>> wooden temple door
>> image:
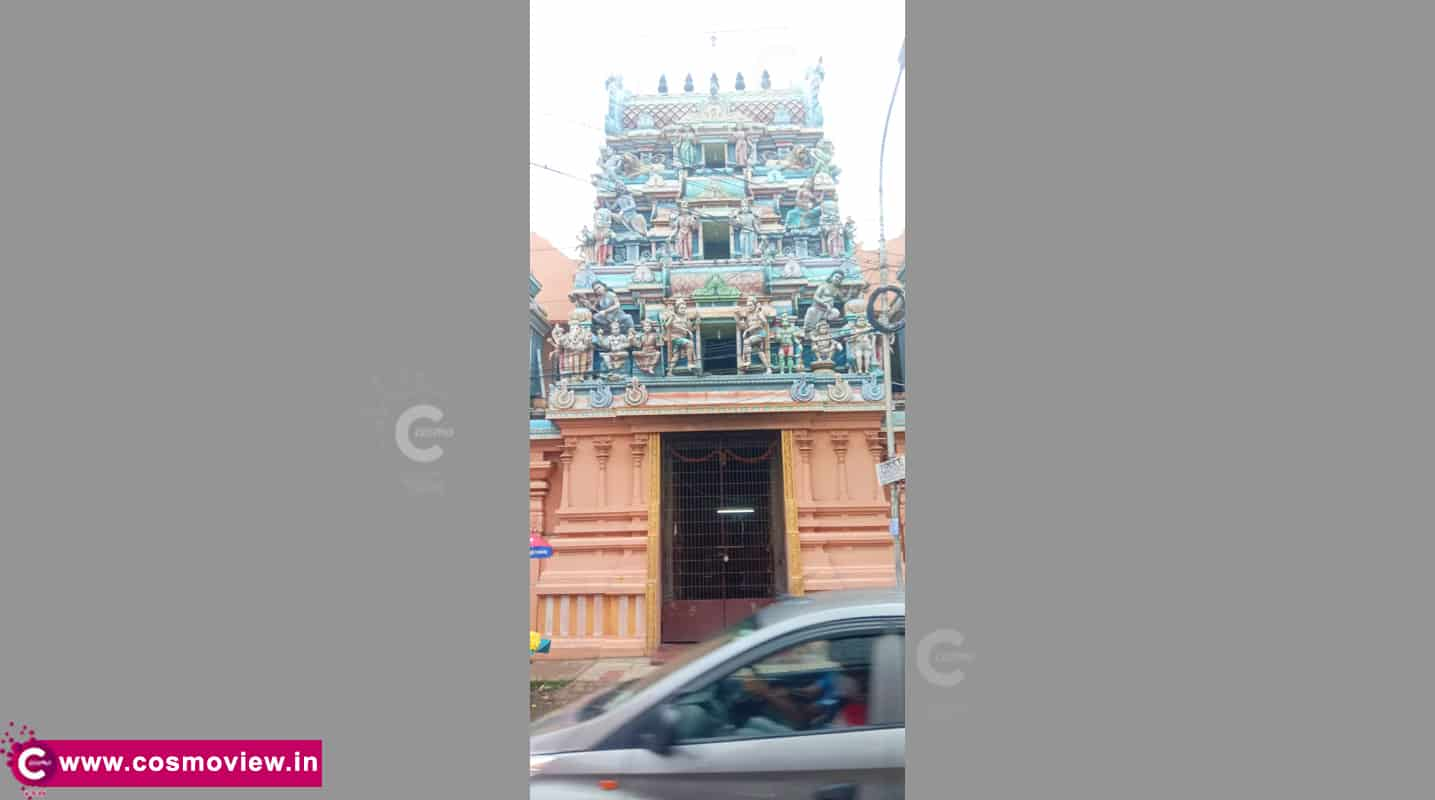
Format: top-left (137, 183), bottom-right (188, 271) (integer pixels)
top-left (661, 431), bottom-right (781, 643)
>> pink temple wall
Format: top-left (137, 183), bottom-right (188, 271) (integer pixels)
top-left (529, 413), bottom-right (902, 659)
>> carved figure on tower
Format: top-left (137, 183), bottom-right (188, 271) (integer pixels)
top-left (612, 187), bottom-right (649, 236)
top-left (737, 295), bottom-right (773, 373)
top-left (804, 269), bottom-right (852, 334)
top-left (661, 297), bottom-right (699, 375)
top-left (733, 198), bottom-right (761, 258)
top-left (785, 176), bottom-right (824, 230)
top-left (848, 316), bottom-right (878, 375)
top-left (820, 206), bottom-right (844, 256)
top-left (669, 201), bottom-right (698, 261)
top-left (632, 319), bottom-right (662, 375)
top-left (604, 75), bottom-right (628, 135)
top-left (583, 281), bottom-right (633, 336)
top-left (808, 320), bottom-right (842, 368)
top-left (601, 330), bottom-right (632, 379)
top-left (671, 125), bottom-right (701, 172)
top-left (805, 58), bottom-right (825, 126)
top-left (592, 200), bottom-right (613, 265)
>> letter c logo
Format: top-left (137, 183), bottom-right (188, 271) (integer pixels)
top-left (396, 404), bottom-right (444, 463)
top-left (18, 745), bottom-right (50, 781)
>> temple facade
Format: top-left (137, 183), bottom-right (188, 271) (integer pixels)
top-left (530, 65), bottom-right (906, 658)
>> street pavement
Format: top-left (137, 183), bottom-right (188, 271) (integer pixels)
top-left (531, 657), bottom-right (655, 685)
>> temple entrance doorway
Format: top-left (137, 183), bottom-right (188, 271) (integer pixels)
top-left (660, 430), bottom-right (786, 643)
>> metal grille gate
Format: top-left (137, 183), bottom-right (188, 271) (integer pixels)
top-left (661, 431), bottom-right (782, 643)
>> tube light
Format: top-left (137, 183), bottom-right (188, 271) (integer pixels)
top-left (716, 507), bottom-right (755, 515)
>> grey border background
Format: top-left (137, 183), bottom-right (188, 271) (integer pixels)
top-left (909, 2), bottom-right (1433, 797)
top-left (3, 2), bottom-right (1433, 799)
top-left (2, 2), bottom-right (528, 797)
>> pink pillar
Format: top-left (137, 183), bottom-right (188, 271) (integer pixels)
top-left (629, 437), bottom-right (646, 507)
top-left (593, 437), bottom-right (612, 507)
top-left (558, 442), bottom-right (576, 509)
top-left (795, 431), bottom-right (814, 502)
top-left (830, 433), bottom-right (850, 501)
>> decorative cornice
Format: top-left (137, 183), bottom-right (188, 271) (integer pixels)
top-left (546, 401), bottom-right (887, 420)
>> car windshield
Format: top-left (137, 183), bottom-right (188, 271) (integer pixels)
top-left (534, 613), bottom-right (762, 730)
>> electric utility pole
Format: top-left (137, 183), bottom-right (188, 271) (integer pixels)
top-left (879, 40), bottom-right (906, 592)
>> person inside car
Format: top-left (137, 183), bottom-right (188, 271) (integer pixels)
top-left (739, 669), bottom-right (840, 731)
top-left (828, 670), bottom-right (869, 728)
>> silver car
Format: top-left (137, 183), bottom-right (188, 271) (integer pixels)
top-left (530, 590), bottom-right (905, 800)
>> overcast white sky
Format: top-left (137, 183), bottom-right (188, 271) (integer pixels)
top-left (529, 0), bottom-right (905, 258)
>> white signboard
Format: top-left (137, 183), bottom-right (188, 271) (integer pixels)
top-left (876, 456), bottom-right (906, 486)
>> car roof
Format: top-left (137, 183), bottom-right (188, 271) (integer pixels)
top-left (756, 589), bottom-right (905, 628)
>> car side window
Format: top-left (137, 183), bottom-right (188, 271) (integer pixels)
top-left (666, 632), bottom-right (884, 744)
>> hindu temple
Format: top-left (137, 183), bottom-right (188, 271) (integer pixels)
top-left (530, 62), bottom-right (907, 658)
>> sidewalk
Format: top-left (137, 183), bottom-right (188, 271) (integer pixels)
top-left (530, 657), bottom-right (655, 685)
top-left (530, 657), bottom-right (657, 720)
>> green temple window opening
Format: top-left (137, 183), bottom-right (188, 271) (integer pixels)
top-left (701, 221), bottom-right (731, 260)
top-left (702, 142), bottom-right (727, 169)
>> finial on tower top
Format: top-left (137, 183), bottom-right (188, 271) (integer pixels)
top-left (710, 73), bottom-right (719, 96)
top-left (735, 72), bottom-right (746, 91)
top-left (761, 69), bottom-right (771, 89)
top-left (657, 74), bottom-right (668, 94)
top-left (683, 73), bottom-right (694, 93)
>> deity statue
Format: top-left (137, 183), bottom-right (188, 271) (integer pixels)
top-left (573, 261), bottom-right (596, 290)
top-left (592, 200), bottom-right (613, 266)
top-left (805, 58), bottom-right (825, 127)
top-left (847, 317), bottom-right (877, 375)
top-left (784, 177), bottom-right (824, 229)
top-left (632, 319), bottom-right (662, 375)
top-left (737, 295), bottom-right (773, 374)
top-left (733, 198), bottom-right (761, 258)
top-left (563, 322), bottom-right (596, 379)
top-left (576, 226), bottom-right (596, 263)
top-left (783, 144), bottom-right (812, 172)
top-left (734, 126), bottom-right (760, 170)
top-left (804, 269), bottom-right (852, 334)
top-left (820, 208), bottom-right (844, 257)
top-left (549, 323), bottom-right (567, 379)
top-left (601, 330), bottom-right (631, 379)
top-left (619, 151), bottom-right (649, 179)
top-left (774, 315), bottom-right (804, 373)
top-left (842, 217), bottom-right (858, 256)
top-left (669, 202), bottom-right (698, 261)
top-left (810, 140), bottom-right (839, 179)
top-left (672, 125), bottom-right (701, 172)
top-left (567, 294), bottom-right (593, 327)
top-left (604, 75), bottom-right (628, 135)
top-left (661, 297), bottom-right (699, 375)
top-left (808, 320), bottom-right (843, 367)
top-left (583, 281), bottom-right (633, 336)
top-left (599, 147), bottom-right (623, 184)
top-left (631, 258), bottom-right (656, 284)
top-left (612, 188), bottom-right (649, 236)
